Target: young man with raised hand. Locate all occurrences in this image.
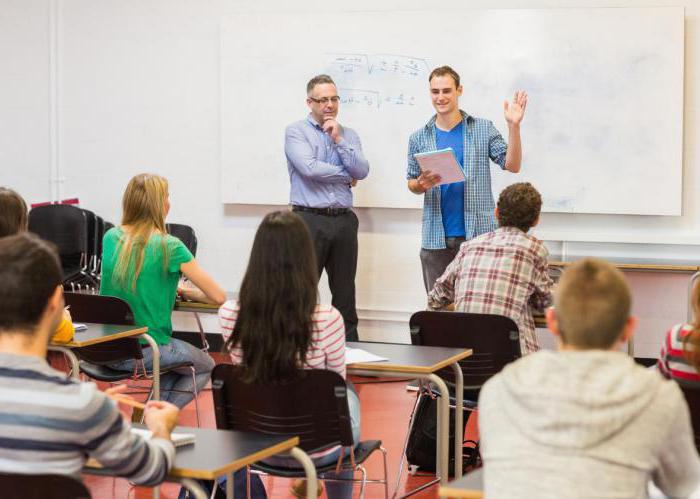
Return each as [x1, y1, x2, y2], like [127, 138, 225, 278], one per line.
[479, 258, 700, 499]
[407, 65, 527, 293]
[427, 182, 552, 354]
[0, 233, 178, 487]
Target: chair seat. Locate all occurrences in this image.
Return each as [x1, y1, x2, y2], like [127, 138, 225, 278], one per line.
[252, 439, 382, 478]
[79, 360, 195, 382]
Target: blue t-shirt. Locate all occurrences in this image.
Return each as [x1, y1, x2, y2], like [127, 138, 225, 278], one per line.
[436, 122, 466, 238]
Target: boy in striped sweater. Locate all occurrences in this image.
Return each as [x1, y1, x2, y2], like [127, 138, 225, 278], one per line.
[0, 233, 178, 486]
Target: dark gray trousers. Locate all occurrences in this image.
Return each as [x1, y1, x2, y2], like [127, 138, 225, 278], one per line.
[419, 237, 466, 294]
[296, 210, 359, 341]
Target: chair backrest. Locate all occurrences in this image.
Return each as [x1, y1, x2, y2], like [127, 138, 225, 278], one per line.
[81, 209, 97, 265]
[211, 364, 353, 453]
[409, 311, 521, 390]
[0, 473, 91, 499]
[63, 293, 142, 364]
[166, 223, 197, 257]
[680, 385, 700, 452]
[28, 204, 87, 256]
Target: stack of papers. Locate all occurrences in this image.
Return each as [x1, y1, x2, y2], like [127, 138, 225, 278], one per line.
[345, 347, 388, 364]
[414, 148, 466, 185]
[131, 427, 195, 447]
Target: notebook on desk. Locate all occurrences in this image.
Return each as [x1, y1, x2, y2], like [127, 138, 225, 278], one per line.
[130, 427, 195, 447]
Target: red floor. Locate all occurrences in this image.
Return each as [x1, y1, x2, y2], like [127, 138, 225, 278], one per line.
[78, 355, 477, 498]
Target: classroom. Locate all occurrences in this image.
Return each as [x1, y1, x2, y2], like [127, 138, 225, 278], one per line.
[2, 0, 700, 498]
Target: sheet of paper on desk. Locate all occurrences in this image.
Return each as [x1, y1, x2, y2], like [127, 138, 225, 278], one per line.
[73, 323, 87, 331]
[414, 148, 466, 186]
[345, 347, 388, 364]
[131, 427, 195, 447]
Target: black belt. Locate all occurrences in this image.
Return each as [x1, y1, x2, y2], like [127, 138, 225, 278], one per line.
[292, 205, 351, 216]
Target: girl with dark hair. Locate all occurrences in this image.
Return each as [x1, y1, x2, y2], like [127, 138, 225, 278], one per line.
[219, 210, 359, 499]
[0, 187, 28, 238]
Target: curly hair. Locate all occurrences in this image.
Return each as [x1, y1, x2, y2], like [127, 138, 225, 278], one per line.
[496, 182, 542, 232]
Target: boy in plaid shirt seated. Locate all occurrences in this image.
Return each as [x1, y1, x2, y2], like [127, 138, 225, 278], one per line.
[427, 182, 552, 354]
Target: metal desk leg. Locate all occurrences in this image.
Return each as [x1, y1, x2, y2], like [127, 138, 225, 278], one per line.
[48, 345, 80, 380]
[290, 447, 318, 499]
[427, 374, 449, 485]
[451, 363, 464, 479]
[193, 312, 209, 351]
[140, 334, 161, 400]
[226, 471, 233, 499]
[177, 478, 208, 499]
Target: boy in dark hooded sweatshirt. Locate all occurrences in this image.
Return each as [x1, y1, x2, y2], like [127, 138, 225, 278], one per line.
[479, 258, 700, 499]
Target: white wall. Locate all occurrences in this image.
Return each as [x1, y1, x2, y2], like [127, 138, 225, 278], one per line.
[2, 0, 700, 357]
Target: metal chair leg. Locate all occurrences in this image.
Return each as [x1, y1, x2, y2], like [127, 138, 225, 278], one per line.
[380, 446, 389, 499]
[392, 391, 422, 498]
[358, 465, 367, 499]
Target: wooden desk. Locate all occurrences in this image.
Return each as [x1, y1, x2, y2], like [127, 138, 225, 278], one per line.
[347, 341, 473, 493]
[549, 255, 700, 274]
[439, 468, 483, 498]
[49, 323, 150, 381]
[87, 426, 317, 499]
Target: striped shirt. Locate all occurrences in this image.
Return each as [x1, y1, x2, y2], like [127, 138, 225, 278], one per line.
[407, 111, 508, 250]
[658, 323, 700, 386]
[427, 227, 553, 354]
[0, 353, 174, 485]
[219, 300, 346, 378]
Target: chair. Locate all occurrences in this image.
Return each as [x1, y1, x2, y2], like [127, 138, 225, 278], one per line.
[211, 365, 388, 499]
[28, 204, 88, 285]
[403, 311, 521, 479]
[167, 223, 198, 256]
[409, 311, 521, 399]
[63, 292, 201, 424]
[680, 384, 700, 452]
[0, 473, 91, 499]
[166, 223, 209, 350]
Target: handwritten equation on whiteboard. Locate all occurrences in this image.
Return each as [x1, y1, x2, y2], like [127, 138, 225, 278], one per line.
[326, 53, 428, 109]
[338, 89, 417, 108]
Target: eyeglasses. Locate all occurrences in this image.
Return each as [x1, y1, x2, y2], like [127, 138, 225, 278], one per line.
[308, 96, 340, 104]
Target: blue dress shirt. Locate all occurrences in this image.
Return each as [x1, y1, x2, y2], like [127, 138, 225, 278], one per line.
[285, 115, 370, 208]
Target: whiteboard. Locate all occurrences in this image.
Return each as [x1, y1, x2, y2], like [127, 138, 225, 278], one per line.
[220, 7, 684, 216]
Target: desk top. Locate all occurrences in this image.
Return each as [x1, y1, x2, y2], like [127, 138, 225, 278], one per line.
[346, 341, 472, 374]
[87, 426, 299, 480]
[549, 254, 700, 273]
[439, 468, 484, 498]
[169, 426, 299, 479]
[174, 300, 219, 313]
[53, 323, 147, 348]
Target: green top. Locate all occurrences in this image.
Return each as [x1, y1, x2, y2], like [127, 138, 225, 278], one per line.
[100, 227, 193, 345]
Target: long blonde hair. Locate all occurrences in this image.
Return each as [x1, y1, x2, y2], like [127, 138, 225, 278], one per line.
[113, 174, 169, 289]
[682, 279, 700, 372]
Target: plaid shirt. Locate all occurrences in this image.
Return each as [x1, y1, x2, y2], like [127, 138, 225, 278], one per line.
[427, 227, 553, 354]
[407, 111, 508, 249]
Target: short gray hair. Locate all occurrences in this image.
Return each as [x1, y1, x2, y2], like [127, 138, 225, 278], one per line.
[307, 74, 335, 95]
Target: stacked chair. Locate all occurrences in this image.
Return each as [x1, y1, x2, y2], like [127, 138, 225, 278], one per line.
[28, 204, 110, 293]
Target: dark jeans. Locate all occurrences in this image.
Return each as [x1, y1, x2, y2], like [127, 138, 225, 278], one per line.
[295, 209, 359, 341]
[419, 237, 466, 294]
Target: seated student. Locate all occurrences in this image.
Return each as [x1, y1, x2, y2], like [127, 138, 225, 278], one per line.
[100, 173, 226, 409]
[219, 210, 358, 499]
[479, 258, 700, 499]
[658, 279, 700, 385]
[0, 233, 178, 485]
[427, 182, 552, 354]
[0, 186, 74, 343]
[0, 186, 28, 237]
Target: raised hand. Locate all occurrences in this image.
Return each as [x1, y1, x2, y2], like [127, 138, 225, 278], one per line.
[504, 90, 528, 126]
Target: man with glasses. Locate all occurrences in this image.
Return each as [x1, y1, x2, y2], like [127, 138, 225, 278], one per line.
[284, 74, 370, 341]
